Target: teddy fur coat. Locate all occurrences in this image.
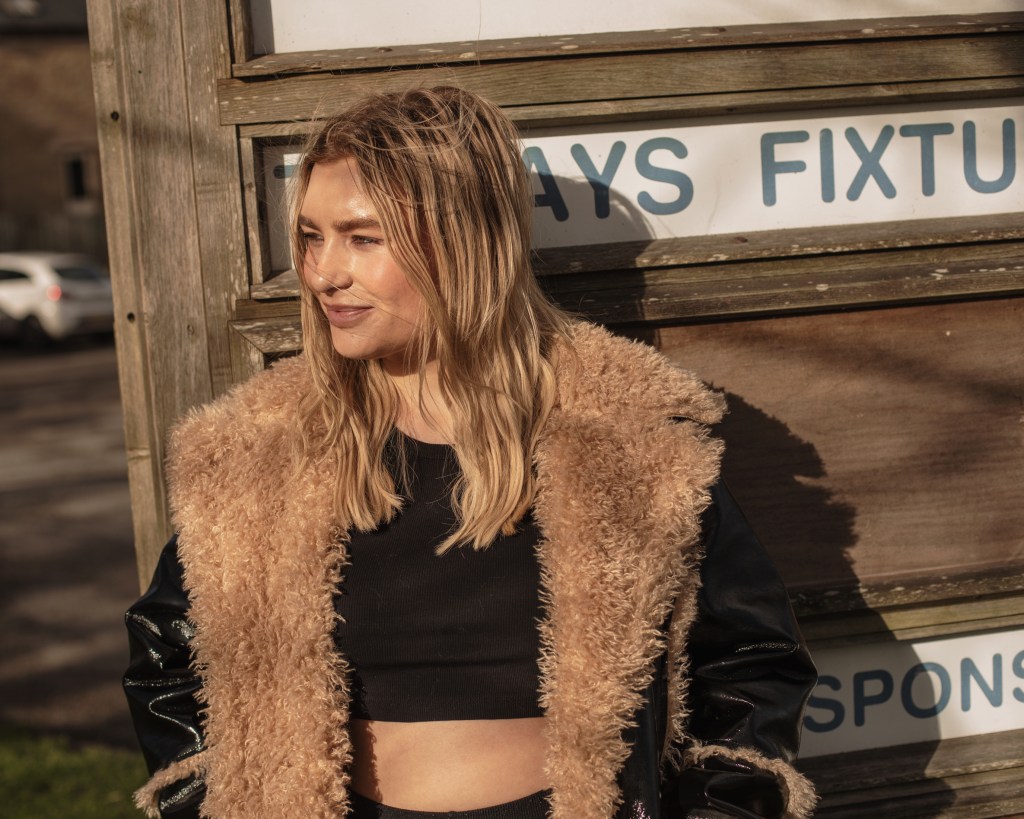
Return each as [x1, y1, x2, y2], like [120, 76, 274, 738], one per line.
[126, 322, 816, 819]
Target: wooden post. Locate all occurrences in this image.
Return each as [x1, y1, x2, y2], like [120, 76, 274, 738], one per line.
[87, 0, 246, 588]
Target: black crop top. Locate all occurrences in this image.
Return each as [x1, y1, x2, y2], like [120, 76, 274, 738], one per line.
[333, 434, 544, 722]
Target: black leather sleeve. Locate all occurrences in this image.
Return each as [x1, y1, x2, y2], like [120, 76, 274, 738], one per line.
[666, 481, 817, 818]
[123, 534, 206, 818]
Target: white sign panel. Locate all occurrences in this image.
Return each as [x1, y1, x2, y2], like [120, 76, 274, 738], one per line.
[524, 101, 1024, 248]
[801, 628, 1024, 757]
[263, 143, 299, 274]
[252, 1, 1024, 54]
[262, 102, 1023, 270]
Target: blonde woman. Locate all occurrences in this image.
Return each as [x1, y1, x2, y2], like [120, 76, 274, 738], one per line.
[124, 87, 817, 819]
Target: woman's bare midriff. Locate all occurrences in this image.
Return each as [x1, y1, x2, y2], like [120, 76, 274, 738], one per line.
[349, 717, 549, 811]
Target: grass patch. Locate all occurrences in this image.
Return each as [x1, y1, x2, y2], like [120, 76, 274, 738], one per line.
[0, 723, 146, 818]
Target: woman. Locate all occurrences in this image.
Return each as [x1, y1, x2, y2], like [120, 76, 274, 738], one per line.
[124, 86, 817, 819]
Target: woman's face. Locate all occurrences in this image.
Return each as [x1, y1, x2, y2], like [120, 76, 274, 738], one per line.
[299, 157, 425, 373]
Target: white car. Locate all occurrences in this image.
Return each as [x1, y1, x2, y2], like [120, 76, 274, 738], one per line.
[0, 252, 114, 344]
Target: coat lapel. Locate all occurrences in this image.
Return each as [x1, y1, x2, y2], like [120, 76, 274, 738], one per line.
[534, 324, 724, 818]
[169, 358, 355, 818]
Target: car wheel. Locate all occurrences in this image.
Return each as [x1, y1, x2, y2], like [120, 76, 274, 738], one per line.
[19, 315, 51, 349]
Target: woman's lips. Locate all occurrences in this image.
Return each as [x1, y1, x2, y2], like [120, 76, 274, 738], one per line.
[323, 304, 372, 328]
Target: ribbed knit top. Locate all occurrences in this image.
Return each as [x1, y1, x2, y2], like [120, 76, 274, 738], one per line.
[333, 434, 544, 722]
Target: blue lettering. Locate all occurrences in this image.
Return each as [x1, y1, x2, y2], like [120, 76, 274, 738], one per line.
[901, 662, 951, 719]
[760, 131, 809, 206]
[804, 675, 844, 733]
[853, 669, 893, 727]
[1014, 650, 1024, 704]
[570, 141, 626, 219]
[635, 137, 693, 215]
[846, 126, 897, 200]
[898, 123, 955, 196]
[964, 119, 1016, 193]
[820, 129, 835, 203]
[961, 655, 1003, 711]
[522, 147, 569, 222]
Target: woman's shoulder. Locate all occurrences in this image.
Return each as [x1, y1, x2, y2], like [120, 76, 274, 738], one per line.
[558, 321, 725, 427]
[167, 354, 310, 465]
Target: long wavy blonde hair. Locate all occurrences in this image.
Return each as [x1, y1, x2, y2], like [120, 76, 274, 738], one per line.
[290, 86, 572, 551]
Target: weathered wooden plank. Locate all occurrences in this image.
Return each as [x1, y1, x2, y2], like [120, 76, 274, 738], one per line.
[509, 77, 1024, 128]
[232, 300, 297, 325]
[243, 244, 1024, 327]
[231, 315, 303, 381]
[543, 247, 1024, 324]
[218, 35, 1024, 125]
[239, 252, 1024, 338]
[232, 315, 303, 354]
[235, 76, 1024, 137]
[815, 767, 1024, 818]
[801, 729, 1024, 818]
[802, 597, 1024, 647]
[532, 215, 1024, 278]
[795, 565, 1024, 620]
[87, 0, 162, 592]
[111, 0, 213, 436]
[228, 316, 296, 382]
[227, 0, 252, 64]
[250, 222, 1024, 303]
[800, 729, 1024, 792]
[88, 0, 216, 587]
[795, 562, 1024, 645]
[239, 121, 320, 138]
[231, 13, 1024, 77]
[238, 136, 270, 283]
[240, 252, 1024, 338]
[249, 268, 301, 301]
[180, 1, 249, 398]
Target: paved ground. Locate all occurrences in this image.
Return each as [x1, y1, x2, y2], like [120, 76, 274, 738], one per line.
[0, 336, 140, 749]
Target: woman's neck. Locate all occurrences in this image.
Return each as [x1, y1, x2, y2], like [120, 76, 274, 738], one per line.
[386, 360, 454, 445]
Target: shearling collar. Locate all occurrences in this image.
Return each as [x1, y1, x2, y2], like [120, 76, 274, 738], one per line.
[166, 322, 723, 818]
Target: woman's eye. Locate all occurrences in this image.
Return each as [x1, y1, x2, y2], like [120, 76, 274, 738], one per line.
[301, 231, 322, 244]
[352, 235, 382, 246]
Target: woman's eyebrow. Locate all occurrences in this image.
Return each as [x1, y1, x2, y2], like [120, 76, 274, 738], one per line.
[297, 215, 381, 233]
[332, 216, 381, 233]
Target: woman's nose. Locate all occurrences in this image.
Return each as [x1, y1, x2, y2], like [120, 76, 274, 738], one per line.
[306, 244, 352, 293]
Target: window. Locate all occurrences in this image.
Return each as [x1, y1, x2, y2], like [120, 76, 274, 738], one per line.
[65, 156, 87, 200]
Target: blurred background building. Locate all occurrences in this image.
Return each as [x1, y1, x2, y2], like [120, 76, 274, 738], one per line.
[0, 0, 106, 261]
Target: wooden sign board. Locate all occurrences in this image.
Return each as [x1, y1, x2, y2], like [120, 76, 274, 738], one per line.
[89, 4, 1024, 810]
